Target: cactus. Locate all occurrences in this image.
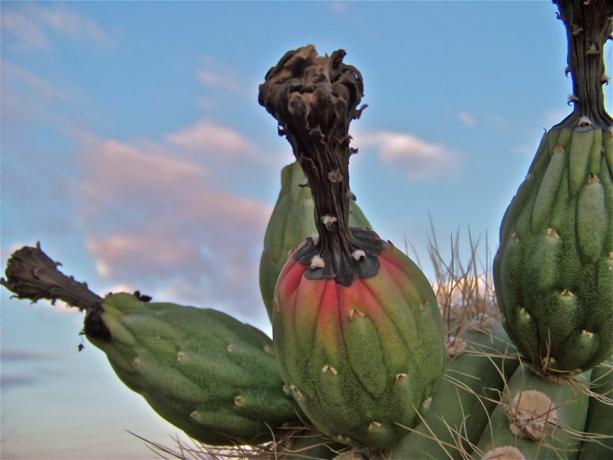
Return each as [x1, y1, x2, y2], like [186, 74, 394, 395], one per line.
[260, 161, 371, 320]
[1, 245, 298, 446]
[474, 363, 592, 460]
[390, 321, 519, 460]
[578, 361, 613, 460]
[493, 0, 613, 373]
[258, 45, 446, 448]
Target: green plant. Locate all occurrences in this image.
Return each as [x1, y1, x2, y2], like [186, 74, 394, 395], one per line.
[1, 246, 299, 446]
[260, 160, 370, 320]
[258, 45, 446, 448]
[493, 0, 613, 373]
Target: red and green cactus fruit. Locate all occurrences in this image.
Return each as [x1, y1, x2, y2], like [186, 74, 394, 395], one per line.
[494, 0, 613, 373]
[260, 161, 371, 321]
[1, 246, 299, 446]
[259, 45, 446, 448]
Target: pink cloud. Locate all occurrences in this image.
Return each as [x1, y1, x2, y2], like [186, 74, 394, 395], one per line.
[2, 4, 114, 49]
[166, 120, 255, 156]
[354, 130, 459, 179]
[78, 135, 272, 320]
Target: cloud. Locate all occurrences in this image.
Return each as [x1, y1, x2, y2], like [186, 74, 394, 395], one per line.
[2, 62, 69, 102]
[1, 4, 114, 49]
[354, 130, 459, 179]
[78, 135, 272, 321]
[0, 349, 58, 362]
[197, 67, 243, 94]
[457, 111, 476, 127]
[0, 374, 39, 390]
[166, 120, 256, 156]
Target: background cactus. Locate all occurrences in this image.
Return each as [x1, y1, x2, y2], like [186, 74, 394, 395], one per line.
[493, 0, 613, 373]
[260, 161, 371, 320]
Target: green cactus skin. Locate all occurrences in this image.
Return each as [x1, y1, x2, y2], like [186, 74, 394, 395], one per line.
[389, 322, 519, 460]
[87, 293, 298, 445]
[260, 161, 370, 321]
[272, 241, 446, 449]
[474, 363, 592, 460]
[280, 429, 345, 459]
[494, 0, 613, 374]
[494, 126, 613, 372]
[577, 361, 613, 460]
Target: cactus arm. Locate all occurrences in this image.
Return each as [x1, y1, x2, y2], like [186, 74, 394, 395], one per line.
[577, 361, 613, 459]
[474, 364, 592, 460]
[389, 323, 519, 460]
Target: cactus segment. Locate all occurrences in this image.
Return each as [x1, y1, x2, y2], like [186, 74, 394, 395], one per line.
[389, 322, 519, 460]
[259, 45, 446, 448]
[494, 126, 613, 372]
[577, 361, 613, 460]
[260, 161, 370, 321]
[88, 293, 298, 445]
[474, 363, 592, 459]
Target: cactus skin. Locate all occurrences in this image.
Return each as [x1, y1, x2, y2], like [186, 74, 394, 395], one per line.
[578, 361, 613, 460]
[272, 238, 446, 448]
[474, 363, 592, 460]
[88, 293, 298, 445]
[260, 161, 370, 320]
[494, 126, 613, 372]
[389, 322, 519, 460]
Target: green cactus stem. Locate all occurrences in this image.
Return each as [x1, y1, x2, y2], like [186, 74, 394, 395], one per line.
[1, 244, 299, 445]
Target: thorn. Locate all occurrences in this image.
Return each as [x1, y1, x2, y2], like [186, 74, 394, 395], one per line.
[310, 254, 325, 270]
[352, 249, 366, 261]
[327, 169, 343, 183]
[227, 343, 235, 352]
[567, 94, 579, 105]
[572, 24, 583, 35]
[586, 43, 600, 55]
[298, 178, 309, 188]
[564, 66, 571, 76]
[349, 308, 365, 319]
[395, 373, 407, 382]
[346, 190, 356, 201]
[546, 228, 560, 239]
[368, 421, 382, 431]
[578, 116, 593, 127]
[322, 364, 338, 375]
[322, 215, 337, 229]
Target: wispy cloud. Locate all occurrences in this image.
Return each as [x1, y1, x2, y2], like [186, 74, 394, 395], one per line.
[197, 66, 243, 94]
[166, 120, 255, 156]
[1, 4, 114, 49]
[0, 349, 59, 362]
[457, 111, 476, 127]
[1, 374, 39, 390]
[354, 130, 459, 179]
[78, 135, 271, 321]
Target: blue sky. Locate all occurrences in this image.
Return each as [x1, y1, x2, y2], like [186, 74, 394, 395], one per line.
[1, 1, 611, 458]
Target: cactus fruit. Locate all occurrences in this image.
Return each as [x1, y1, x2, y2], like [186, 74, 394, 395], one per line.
[493, 0, 613, 373]
[260, 161, 371, 320]
[1, 246, 298, 446]
[474, 363, 592, 460]
[258, 45, 446, 448]
[389, 322, 519, 460]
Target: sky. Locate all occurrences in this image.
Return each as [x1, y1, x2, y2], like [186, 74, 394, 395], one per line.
[1, 1, 612, 458]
